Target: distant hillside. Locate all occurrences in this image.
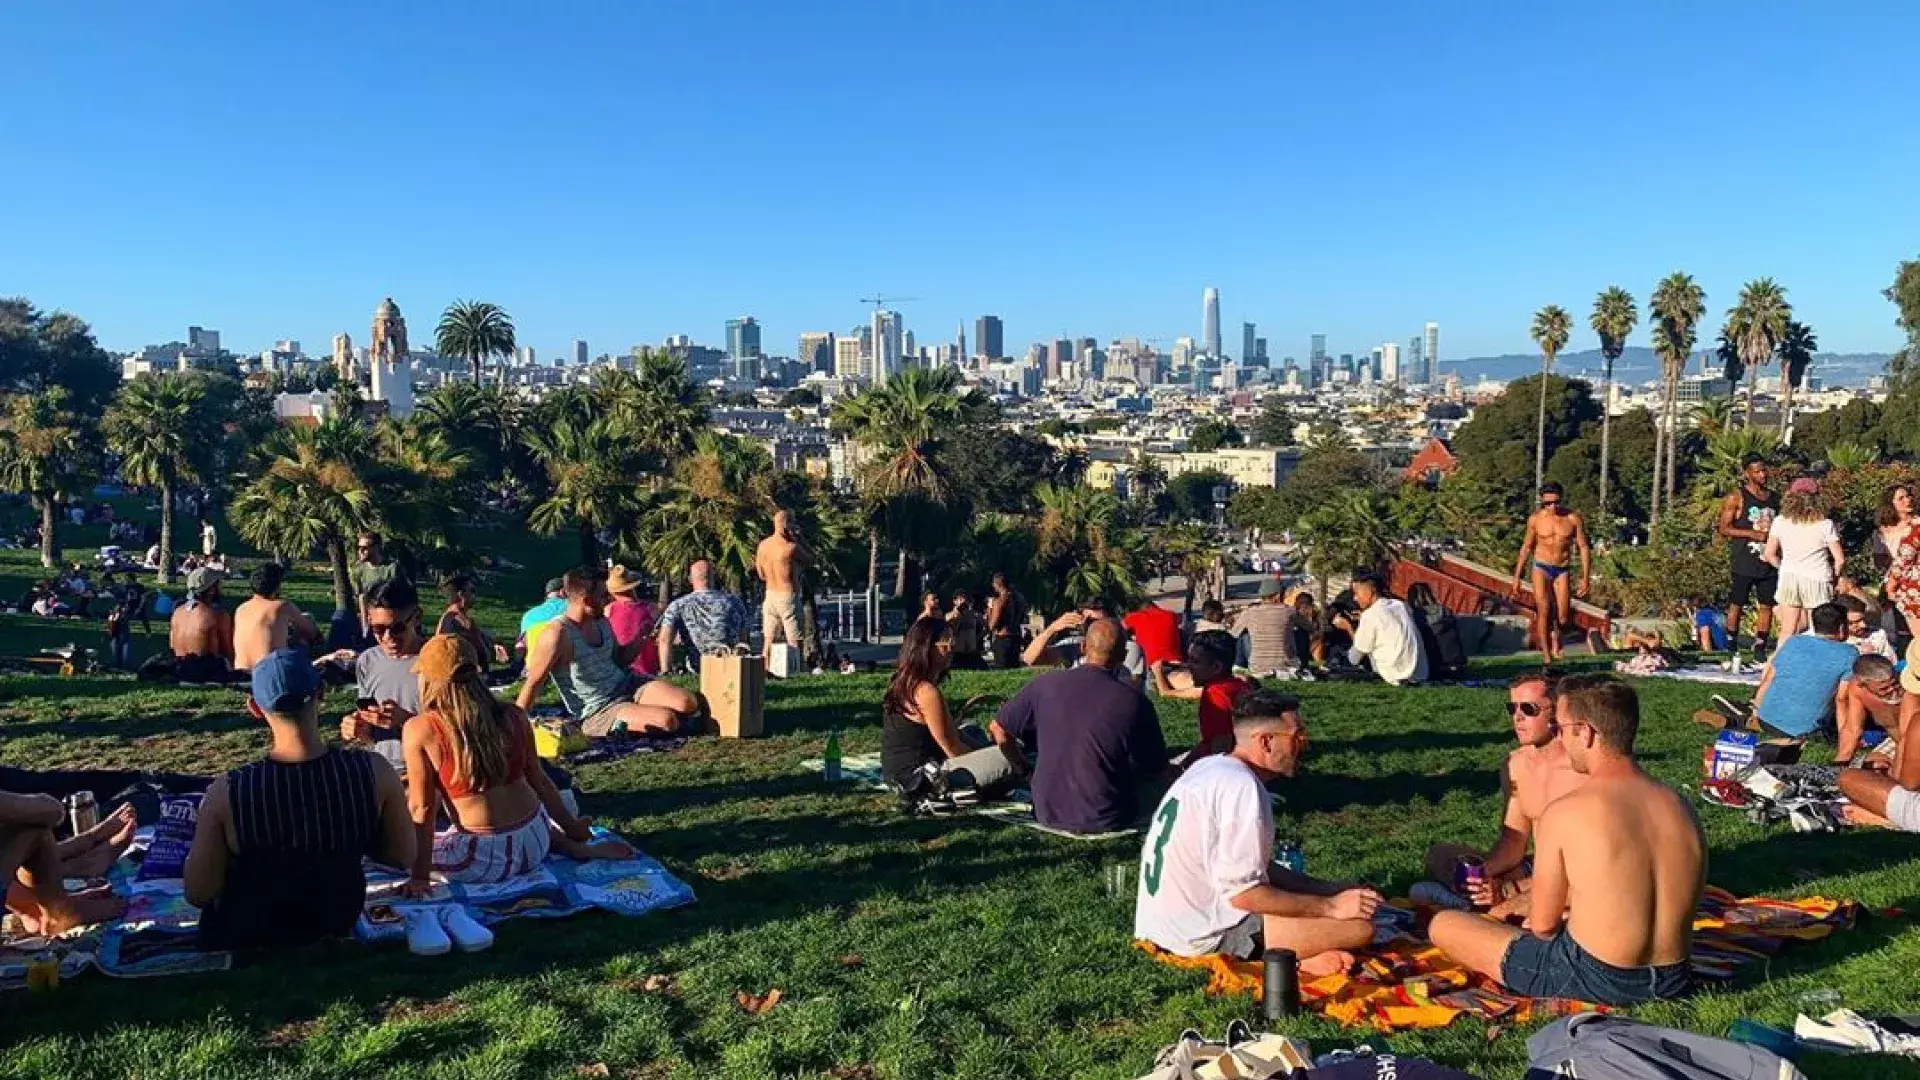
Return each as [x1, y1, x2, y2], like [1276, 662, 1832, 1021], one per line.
[1442, 347, 1891, 388]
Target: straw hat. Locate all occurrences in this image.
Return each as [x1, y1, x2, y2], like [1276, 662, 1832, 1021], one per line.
[607, 565, 645, 595]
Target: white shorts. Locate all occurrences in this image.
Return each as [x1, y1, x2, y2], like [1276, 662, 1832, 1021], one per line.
[1887, 785, 1920, 833]
[1776, 575, 1833, 609]
[431, 808, 553, 883]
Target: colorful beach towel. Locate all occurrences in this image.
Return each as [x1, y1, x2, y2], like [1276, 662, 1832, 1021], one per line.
[1138, 887, 1861, 1033]
[803, 751, 890, 790]
[1641, 664, 1764, 687]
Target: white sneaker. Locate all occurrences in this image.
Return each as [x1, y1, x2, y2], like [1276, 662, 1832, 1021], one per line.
[406, 906, 452, 956]
[439, 905, 494, 952]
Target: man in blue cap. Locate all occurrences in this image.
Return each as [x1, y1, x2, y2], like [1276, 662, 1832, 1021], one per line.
[184, 648, 413, 950]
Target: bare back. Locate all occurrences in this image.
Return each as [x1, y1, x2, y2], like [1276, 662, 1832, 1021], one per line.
[232, 597, 305, 671]
[170, 601, 232, 660]
[1536, 771, 1703, 968]
[756, 534, 800, 594]
[1527, 509, 1583, 568]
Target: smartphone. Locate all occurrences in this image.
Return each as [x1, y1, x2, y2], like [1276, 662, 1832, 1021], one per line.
[357, 697, 378, 710]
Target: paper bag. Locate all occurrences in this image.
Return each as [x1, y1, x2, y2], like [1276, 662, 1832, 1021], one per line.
[701, 646, 765, 738]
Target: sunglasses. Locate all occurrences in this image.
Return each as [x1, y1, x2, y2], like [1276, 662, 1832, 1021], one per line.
[367, 620, 408, 639]
[1506, 700, 1551, 718]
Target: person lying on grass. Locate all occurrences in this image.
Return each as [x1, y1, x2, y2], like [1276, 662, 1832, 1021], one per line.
[1429, 674, 1702, 1007]
[519, 566, 700, 738]
[1134, 689, 1382, 976]
[185, 648, 414, 951]
[1422, 670, 1585, 915]
[1838, 642, 1920, 833]
[881, 616, 1023, 801]
[2, 791, 133, 935]
[403, 636, 630, 896]
[1151, 630, 1254, 762]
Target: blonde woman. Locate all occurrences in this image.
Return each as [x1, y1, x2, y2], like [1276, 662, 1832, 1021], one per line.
[400, 636, 629, 897]
[1762, 477, 1846, 643]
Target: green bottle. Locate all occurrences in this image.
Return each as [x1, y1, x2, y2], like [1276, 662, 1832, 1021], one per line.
[823, 730, 842, 782]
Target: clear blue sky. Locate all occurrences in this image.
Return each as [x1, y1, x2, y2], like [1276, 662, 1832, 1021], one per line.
[6, 2, 1917, 364]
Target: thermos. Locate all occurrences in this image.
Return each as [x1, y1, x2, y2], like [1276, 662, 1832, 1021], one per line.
[1459, 855, 1487, 909]
[1262, 948, 1300, 1019]
[67, 792, 99, 837]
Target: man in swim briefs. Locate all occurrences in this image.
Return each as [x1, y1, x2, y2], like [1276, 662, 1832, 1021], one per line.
[1511, 482, 1591, 664]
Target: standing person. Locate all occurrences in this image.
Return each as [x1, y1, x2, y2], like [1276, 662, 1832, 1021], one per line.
[1429, 675, 1702, 1007]
[435, 572, 505, 673]
[881, 618, 1022, 799]
[602, 566, 660, 677]
[232, 563, 321, 673]
[341, 579, 426, 775]
[1330, 572, 1428, 686]
[350, 533, 408, 640]
[945, 591, 987, 670]
[1509, 482, 1591, 663]
[523, 567, 702, 736]
[1718, 454, 1779, 656]
[986, 573, 1026, 670]
[1879, 485, 1920, 645]
[656, 560, 750, 675]
[1762, 478, 1845, 643]
[1134, 690, 1381, 974]
[753, 510, 809, 653]
[199, 517, 218, 558]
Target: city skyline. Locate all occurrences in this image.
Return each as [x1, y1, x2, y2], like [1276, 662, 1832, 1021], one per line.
[5, 4, 1916, 360]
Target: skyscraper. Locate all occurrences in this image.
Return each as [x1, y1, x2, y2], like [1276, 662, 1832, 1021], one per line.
[572, 340, 588, 367]
[956, 324, 968, 368]
[1381, 342, 1401, 383]
[1407, 336, 1422, 381]
[1241, 322, 1257, 364]
[1201, 288, 1221, 358]
[834, 337, 864, 380]
[1172, 336, 1196, 372]
[974, 315, 1003, 362]
[1049, 338, 1072, 382]
[1310, 333, 1328, 387]
[871, 309, 903, 379]
[799, 332, 835, 374]
[1424, 323, 1440, 384]
[1369, 347, 1385, 382]
[1253, 338, 1268, 366]
[725, 317, 762, 360]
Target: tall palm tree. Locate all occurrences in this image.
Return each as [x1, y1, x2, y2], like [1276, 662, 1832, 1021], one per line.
[0, 388, 91, 568]
[1034, 483, 1142, 612]
[103, 374, 207, 584]
[1529, 305, 1572, 492]
[1129, 454, 1167, 510]
[1294, 490, 1397, 604]
[830, 366, 971, 597]
[523, 414, 643, 566]
[1725, 278, 1792, 431]
[434, 300, 516, 385]
[1648, 273, 1706, 528]
[1774, 319, 1817, 440]
[1588, 287, 1638, 522]
[1690, 397, 1736, 437]
[230, 418, 379, 613]
[593, 356, 710, 484]
[637, 433, 775, 593]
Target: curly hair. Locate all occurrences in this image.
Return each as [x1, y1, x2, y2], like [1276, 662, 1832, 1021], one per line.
[1780, 488, 1828, 524]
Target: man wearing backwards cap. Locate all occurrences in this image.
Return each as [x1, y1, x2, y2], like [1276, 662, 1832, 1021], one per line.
[184, 648, 413, 951]
[169, 566, 235, 683]
[1839, 639, 1920, 833]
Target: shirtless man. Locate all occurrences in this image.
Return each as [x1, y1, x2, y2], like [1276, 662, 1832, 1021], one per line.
[754, 510, 810, 651]
[1835, 654, 1907, 764]
[170, 568, 235, 683]
[1510, 482, 1590, 663]
[986, 573, 1026, 669]
[232, 563, 320, 672]
[1430, 675, 1703, 1006]
[1423, 672, 1586, 916]
[1837, 656, 1920, 831]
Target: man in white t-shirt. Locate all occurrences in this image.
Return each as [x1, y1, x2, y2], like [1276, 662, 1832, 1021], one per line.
[1332, 573, 1427, 685]
[1134, 689, 1383, 975]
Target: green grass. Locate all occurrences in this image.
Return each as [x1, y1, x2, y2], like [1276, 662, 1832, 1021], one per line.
[2, 505, 1917, 1077]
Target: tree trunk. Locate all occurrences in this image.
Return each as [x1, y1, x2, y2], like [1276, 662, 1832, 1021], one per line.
[157, 475, 175, 585]
[1533, 367, 1551, 492]
[1744, 362, 1758, 430]
[327, 534, 353, 614]
[894, 546, 909, 599]
[470, 355, 483, 385]
[1779, 374, 1795, 440]
[1664, 377, 1679, 507]
[865, 529, 879, 600]
[37, 497, 58, 569]
[578, 520, 599, 567]
[1649, 403, 1664, 531]
[800, 568, 822, 668]
[1598, 359, 1613, 522]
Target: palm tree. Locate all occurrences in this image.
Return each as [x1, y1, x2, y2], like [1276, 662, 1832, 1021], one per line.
[593, 356, 710, 485]
[1294, 490, 1397, 604]
[1690, 398, 1736, 437]
[1725, 278, 1792, 431]
[523, 414, 643, 566]
[1129, 454, 1167, 510]
[1529, 305, 1572, 492]
[103, 375, 207, 583]
[1588, 287, 1638, 522]
[1648, 273, 1706, 528]
[0, 389, 91, 568]
[637, 432, 775, 593]
[1774, 319, 1817, 440]
[1034, 483, 1142, 612]
[1826, 441, 1879, 471]
[230, 418, 379, 613]
[830, 366, 971, 597]
[435, 300, 516, 385]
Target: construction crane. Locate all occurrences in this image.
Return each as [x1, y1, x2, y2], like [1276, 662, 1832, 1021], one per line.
[859, 294, 920, 311]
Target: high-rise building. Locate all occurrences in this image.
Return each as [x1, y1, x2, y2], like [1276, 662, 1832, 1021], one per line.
[519, 346, 537, 367]
[187, 326, 221, 355]
[1381, 342, 1401, 383]
[572, 340, 588, 367]
[725, 317, 762, 360]
[1242, 322, 1257, 364]
[1339, 353, 1354, 378]
[974, 315, 1004, 361]
[1048, 338, 1072, 382]
[1025, 342, 1046, 369]
[1173, 336, 1197, 372]
[1310, 334, 1327, 363]
[1369, 347, 1385, 382]
[956, 324, 968, 368]
[1201, 288, 1221, 358]
[834, 336, 865, 380]
[799, 332, 835, 374]
[1424, 323, 1440, 384]
[1253, 338, 1269, 366]
[871, 309, 903, 379]
[1407, 336, 1422, 381]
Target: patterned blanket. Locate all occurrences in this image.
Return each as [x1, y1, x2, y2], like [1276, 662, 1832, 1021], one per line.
[1138, 887, 1860, 1033]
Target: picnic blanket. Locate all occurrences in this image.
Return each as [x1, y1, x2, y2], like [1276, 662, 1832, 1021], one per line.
[804, 754, 1142, 838]
[2, 828, 695, 989]
[803, 751, 889, 791]
[1139, 887, 1861, 1033]
[1640, 663, 1764, 687]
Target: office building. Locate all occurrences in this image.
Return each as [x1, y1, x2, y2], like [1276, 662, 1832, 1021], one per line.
[1242, 322, 1257, 364]
[1424, 323, 1441, 384]
[956, 324, 967, 367]
[725, 316, 762, 360]
[1172, 336, 1196, 372]
[1049, 338, 1072, 382]
[1381, 342, 1401, 383]
[1201, 287, 1221, 358]
[1369, 347, 1384, 382]
[1253, 337, 1269, 366]
[974, 315, 1004, 361]
[187, 326, 221, 355]
[572, 340, 588, 367]
[1339, 353, 1354, 378]
[799, 332, 835, 374]
[519, 346, 537, 367]
[1025, 342, 1046, 369]
[1406, 336, 1422, 382]
[871, 309, 903, 379]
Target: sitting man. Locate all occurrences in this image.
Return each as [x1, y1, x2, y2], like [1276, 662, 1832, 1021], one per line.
[1331, 572, 1428, 685]
[1837, 645, 1920, 831]
[341, 579, 426, 774]
[517, 577, 568, 663]
[2, 790, 130, 935]
[169, 567, 234, 683]
[1422, 672, 1586, 914]
[990, 618, 1168, 835]
[1022, 598, 1144, 681]
[1134, 690, 1382, 975]
[522, 567, 702, 736]
[1836, 595, 1895, 660]
[1152, 629, 1255, 760]
[1430, 674, 1702, 1006]
[232, 563, 321, 672]
[1236, 578, 1300, 677]
[1122, 598, 1184, 688]
[656, 559, 749, 675]
[1835, 653, 1905, 764]
[1751, 602, 1856, 743]
[184, 648, 413, 950]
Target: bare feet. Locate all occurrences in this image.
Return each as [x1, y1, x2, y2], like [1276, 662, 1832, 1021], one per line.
[1299, 950, 1357, 978]
[29, 886, 127, 936]
[59, 805, 138, 877]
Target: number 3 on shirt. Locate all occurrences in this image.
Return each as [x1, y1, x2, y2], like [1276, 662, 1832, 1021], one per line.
[1141, 798, 1180, 895]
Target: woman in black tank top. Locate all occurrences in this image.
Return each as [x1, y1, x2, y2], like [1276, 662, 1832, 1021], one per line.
[880, 617, 965, 786]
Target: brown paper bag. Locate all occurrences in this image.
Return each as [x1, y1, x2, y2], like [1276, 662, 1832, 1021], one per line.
[700, 646, 765, 738]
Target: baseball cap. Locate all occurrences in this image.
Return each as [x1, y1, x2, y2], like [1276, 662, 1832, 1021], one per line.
[415, 634, 479, 684]
[1788, 477, 1820, 495]
[250, 647, 322, 714]
[186, 567, 216, 597]
[1905, 639, 1920, 697]
[1258, 577, 1286, 598]
[543, 577, 564, 597]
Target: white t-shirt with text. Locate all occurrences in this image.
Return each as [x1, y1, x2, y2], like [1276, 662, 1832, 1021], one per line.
[1133, 754, 1272, 956]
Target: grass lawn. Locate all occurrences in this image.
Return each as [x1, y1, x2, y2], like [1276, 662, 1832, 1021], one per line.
[1, 510, 1917, 1078]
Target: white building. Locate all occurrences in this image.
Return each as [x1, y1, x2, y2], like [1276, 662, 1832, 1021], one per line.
[834, 336, 866, 381]
[1424, 323, 1440, 384]
[1381, 342, 1402, 383]
[371, 354, 414, 418]
[1201, 287, 1221, 358]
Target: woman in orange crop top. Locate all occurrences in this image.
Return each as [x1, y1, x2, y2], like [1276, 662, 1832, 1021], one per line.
[400, 636, 631, 896]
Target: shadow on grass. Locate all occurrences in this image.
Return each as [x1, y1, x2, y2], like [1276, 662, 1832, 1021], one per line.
[1281, 766, 1502, 815]
[1708, 828, 1920, 898]
[1310, 729, 1514, 757]
[2, 705, 257, 742]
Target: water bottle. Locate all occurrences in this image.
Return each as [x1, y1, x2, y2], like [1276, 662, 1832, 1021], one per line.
[67, 792, 99, 837]
[823, 730, 842, 783]
[1275, 840, 1305, 875]
[1458, 855, 1487, 910]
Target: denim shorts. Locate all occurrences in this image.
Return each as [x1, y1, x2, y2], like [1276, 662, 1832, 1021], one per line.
[1501, 929, 1690, 1005]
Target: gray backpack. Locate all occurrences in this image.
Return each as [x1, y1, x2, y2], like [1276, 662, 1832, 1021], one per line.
[1526, 1015, 1806, 1080]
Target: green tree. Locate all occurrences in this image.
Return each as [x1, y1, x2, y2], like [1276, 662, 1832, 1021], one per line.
[1888, 256, 1920, 368]
[524, 414, 643, 566]
[830, 365, 976, 597]
[1529, 305, 1572, 492]
[0, 388, 92, 567]
[1826, 442, 1880, 470]
[1188, 419, 1244, 453]
[1034, 483, 1142, 613]
[1649, 273, 1706, 525]
[1690, 397, 1737, 439]
[596, 357, 711, 480]
[779, 386, 822, 408]
[1249, 398, 1296, 448]
[103, 375, 210, 583]
[231, 418, 379, 613]
[1261, 446, 1380, 532]
[1793, 397, 1882, 462]
[938, 425, 1059, 515]
[434, 300, 516, 385]
[1774, 319, 1817, 439]
[1725, 278, 1792, 431]
[1544, 407, 1659, 531]
[1452, 373, 1600, 517]
[637, 432, 774, 592]
[1589, 287, 1638, 521]
[1164, 469, 1233, 523]
[1294, 490, 1397, 603]
[0, 300, 120, 416]
[1129, 455, 1168, 511]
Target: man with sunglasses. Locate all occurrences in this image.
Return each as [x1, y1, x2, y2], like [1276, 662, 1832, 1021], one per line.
[349, 532, 409, 642]
[1838, 640, 1920, 832]
[1422, 672, 1585, 913]
[341, 578, 425, 774]
[1509, 482, 1590, 664]
[1834, 653, 1905, 764]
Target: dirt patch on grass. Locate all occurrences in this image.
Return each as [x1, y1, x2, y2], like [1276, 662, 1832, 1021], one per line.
[260, 1018, 321, 1048]
[381, 996, 464, 1025]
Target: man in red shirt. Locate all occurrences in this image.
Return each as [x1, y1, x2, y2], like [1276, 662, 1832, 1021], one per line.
[1154, 629, 1254, 762]
[1122, 601, 1183, 688]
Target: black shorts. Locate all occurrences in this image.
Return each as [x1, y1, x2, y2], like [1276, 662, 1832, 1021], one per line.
[991, 636, 1020, 669]
[1729, 571, 1777, 607]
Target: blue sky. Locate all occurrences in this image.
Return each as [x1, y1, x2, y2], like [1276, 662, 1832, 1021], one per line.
[5, 2, 1917, 364]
